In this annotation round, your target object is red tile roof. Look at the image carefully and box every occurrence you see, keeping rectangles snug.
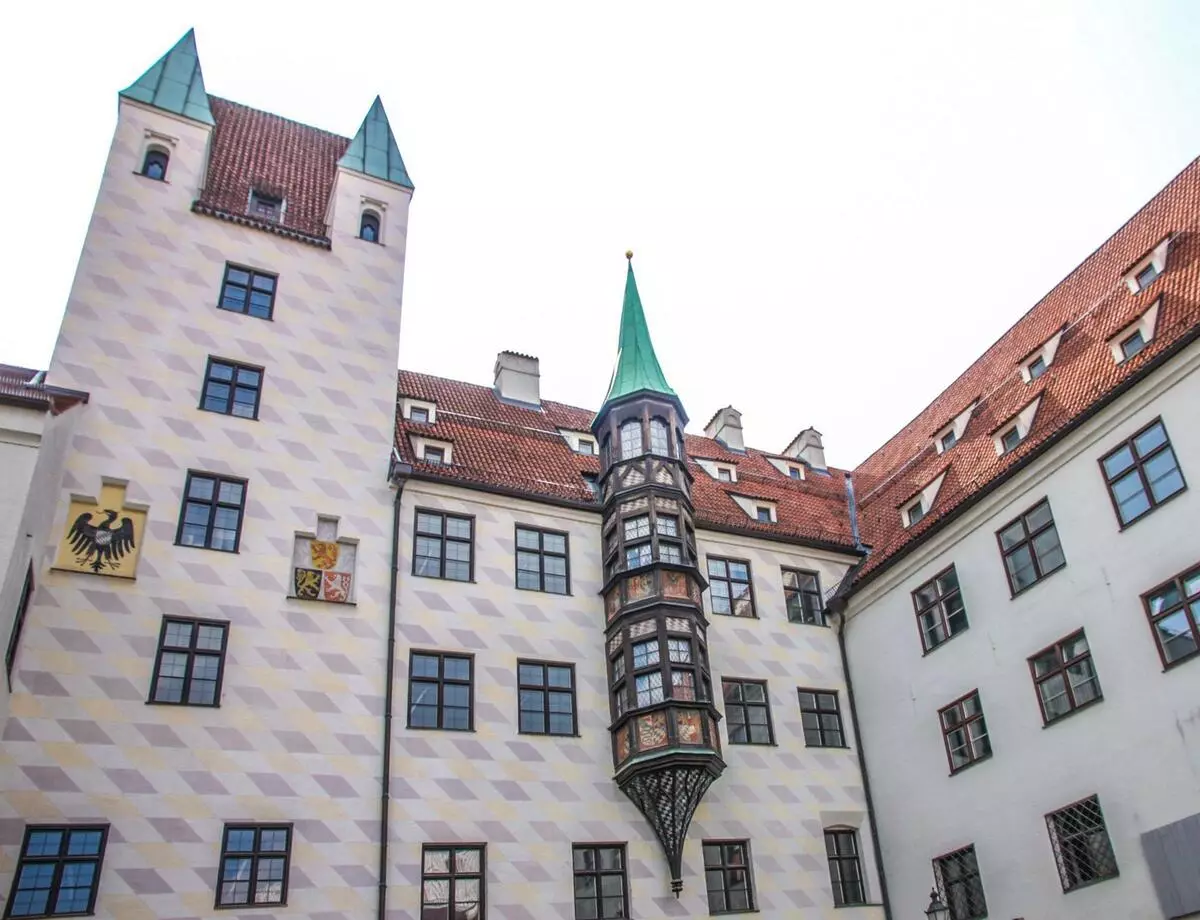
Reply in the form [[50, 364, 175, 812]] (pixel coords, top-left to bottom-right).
[[394, 371, 861, 552], [0, 365, 88, 413], [193, 98, 350, 247], [851, 156, 1200, 584]]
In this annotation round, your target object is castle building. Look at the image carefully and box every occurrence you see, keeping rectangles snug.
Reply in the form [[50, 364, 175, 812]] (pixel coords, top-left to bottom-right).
[[0, 25, 1198, 920]]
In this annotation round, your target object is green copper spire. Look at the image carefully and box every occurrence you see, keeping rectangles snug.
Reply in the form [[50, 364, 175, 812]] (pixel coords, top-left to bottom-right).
[[119, 29, 214, 125], [601, 253, 678, 410], [338, 97, 414, 189]]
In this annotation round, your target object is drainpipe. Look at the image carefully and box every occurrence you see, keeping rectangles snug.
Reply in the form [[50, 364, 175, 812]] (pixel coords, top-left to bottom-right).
[[378, 454, 411, 920]]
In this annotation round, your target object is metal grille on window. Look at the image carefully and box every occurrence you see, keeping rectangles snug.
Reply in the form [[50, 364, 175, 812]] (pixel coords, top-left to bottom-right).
[[1045, 796, 1118, 891], [933, 845, 987, 920]]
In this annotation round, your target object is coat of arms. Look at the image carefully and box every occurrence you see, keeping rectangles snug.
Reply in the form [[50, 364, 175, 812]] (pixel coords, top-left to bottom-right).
[[290, 517, 356, 604], [54, 481, 147, 579]]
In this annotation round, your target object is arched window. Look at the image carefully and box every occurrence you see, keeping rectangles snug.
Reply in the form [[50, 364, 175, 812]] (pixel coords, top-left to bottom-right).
[[142, 148, 169, 181], [360, 210, 381, 243], [649, 418, 669, 456], [620, 421, 643, 460]]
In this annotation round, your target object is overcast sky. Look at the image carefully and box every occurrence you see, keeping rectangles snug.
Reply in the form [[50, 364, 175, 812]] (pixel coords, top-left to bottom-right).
[[3, 2, 1198, 468]]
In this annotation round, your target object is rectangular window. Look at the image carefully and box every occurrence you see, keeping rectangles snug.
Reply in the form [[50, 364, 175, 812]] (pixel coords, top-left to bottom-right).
[[517, 661, 576, 735], [217, 824, 291, 908], [783, 569, 824, 625], [798, 689, 845, 748], [149, 617, 229, 706], [755, 506, 771, 522], [413, 510, 473, 581], [1028, 354, 1048, 379], [933, 845, 987, 920], [1143, 563, 1200, 667], [249, 191, 283, 222], [6, 825, 108, 918], [1135, 262, 1160, 291], [824, 829, 866, 906], [1100, 419, 1186, 526], [5, 563, 33, 690], [907, 500, 926, 525], [1000, 426, 1022, 453], [1121, 329, 1146, 360], [422, 846, 484, 918], [577, 439, 596, 455], [1029, 630, 1102, 724], [409, 406, 429, 423], [722, 678, 773, 745], [717, 467, 733, 483], [218, 264, 277, 319], [940, 430, 958, 452], [789, 465, 803, 479], [200, 358, 263, 419], [708, 557, 755, 617], [408, 651, 473, 730], [176, 472, 246, 552], [913, 565, 968, 652], [997, 499, 1065, 594], [1045, 796, 1118, 892], [703, 840, 755, 913], [572, 845, 627, 920], [939, 691, 991, 773], [515, 526, 569, 594], [423, 447, 446, 465]]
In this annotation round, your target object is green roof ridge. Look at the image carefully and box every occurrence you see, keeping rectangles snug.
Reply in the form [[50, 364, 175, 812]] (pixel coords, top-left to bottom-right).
[[338, 96, 414, 189], [601, 255, 678, 411], [119, 29, 214, 126]]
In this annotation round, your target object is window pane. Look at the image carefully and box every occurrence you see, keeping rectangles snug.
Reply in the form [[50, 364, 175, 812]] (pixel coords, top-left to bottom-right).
[[1024, 501, 1053, 532], [1133, 422, 1167, 457], [445, 517, 471, 540], [998, 520, 1025, 550], [1144, 449, 1185, 503], [1112, 470, 1150, 522], [1006, 545, 1037, 590], [1102, 445, 1136, 479], [1155, 609, 1198, 663], [543, 533, 566, 554], [1032, 529, 1065, 572]]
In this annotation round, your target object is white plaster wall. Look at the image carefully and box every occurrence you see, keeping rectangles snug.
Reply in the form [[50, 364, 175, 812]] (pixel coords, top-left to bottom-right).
[[0, 404, 44, 605], [845, 340, 1200, 920]]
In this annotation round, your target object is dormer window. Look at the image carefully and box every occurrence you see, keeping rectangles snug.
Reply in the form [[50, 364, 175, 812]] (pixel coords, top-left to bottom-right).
[[1108, 299, 1160, 364], [789, 466, 802, 480], [906, 500, 926, 527], [993, 396, 1041, 456], [142, 148, 169, 181], [756, 506, 772, 523], [1120, 330, 1146, 361], [577, 438, 596, 456], [410, 407, 429, 423], [1001, 426, 1022, 453], [939, 430, 958, 452], [1123, 237, 1170, 294], [360, 210, 381, 243], [932, 401, 977, 455], [1027, 355, 1047, 380], [718, 468, 732, 483], [1135, 262, 1159, 291], [403, 399, 437, 424], [424, 447, 445, 465], [582, 474, 599, 497], [250, 191, 283, 222]]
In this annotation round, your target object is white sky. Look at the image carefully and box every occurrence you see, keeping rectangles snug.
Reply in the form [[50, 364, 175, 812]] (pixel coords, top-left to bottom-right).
[[2, 2, 1198, 468]]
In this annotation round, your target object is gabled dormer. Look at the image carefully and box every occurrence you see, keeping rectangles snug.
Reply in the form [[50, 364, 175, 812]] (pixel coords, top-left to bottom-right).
[[558, 429, 598, 455], [932, 401, 977, 454], [400, 397, 437, 424], [993, 396, 1042, 455], [1123, 236, 1171, 294], [728, 495, 777, 523], [1019, 326, 1066, 383], [693, 458, 737, 483], [900, 470, 948, 528], [764, 456, 806, 481], [1108, 299, 1161, 364]]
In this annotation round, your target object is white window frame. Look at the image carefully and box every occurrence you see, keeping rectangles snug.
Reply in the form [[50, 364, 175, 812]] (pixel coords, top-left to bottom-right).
[[1019, 328, 1065, 383], [1123, 238, 1170, 294], [410, 435, 454, 466], [1108, 299, 1161, 364], [992, 397, 1042, 456], [402, 398, 437, 424]]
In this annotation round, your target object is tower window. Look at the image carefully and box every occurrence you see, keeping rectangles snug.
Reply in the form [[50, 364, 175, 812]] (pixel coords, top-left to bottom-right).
[[360, 210, 381, 243], [219, 264, 278, 320], [619, 421, 643, 459], [149, 616, 229, 706], [176, 472, 247, 552], [649, 418, 669, 455], [141, 147, 169, 181]]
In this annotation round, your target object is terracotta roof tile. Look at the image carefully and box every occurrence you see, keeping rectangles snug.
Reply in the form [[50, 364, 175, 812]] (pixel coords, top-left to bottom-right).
[[0, 365, 88, 413]]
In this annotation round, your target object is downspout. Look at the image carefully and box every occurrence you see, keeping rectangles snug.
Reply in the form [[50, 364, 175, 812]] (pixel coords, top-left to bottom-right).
[[827, 474, 893, 920], [378, 453, 412, 920]]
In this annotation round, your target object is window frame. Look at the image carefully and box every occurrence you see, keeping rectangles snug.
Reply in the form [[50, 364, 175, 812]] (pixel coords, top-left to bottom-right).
[[1120, 329, 1146, 361], [1098, 417, 1187, 528], [5, 824, 109, 919], [932, 844, 988, 920], [912, 564, 969, 653], [1000, 425, 1022, 453], [420, 844, 485, 920], [1027, 354, 1048, 380], [249, 190, 283, 222], [995, 498, 1066, 596], [5, 562, 33, 691], [514, 524, 571, 595], [148, 616, 230, 707], [1142, 562, 1200, 669], [782, 568, 825, 626], [721, 677, 775, 746], [938, 689, 991, 775], [175, 471, 248, 553], [798, 688, 846, 748], [407, 650, 475, 731], [199, 357, 264, 420], [1028, 630, 1103, 725], [702, 839, 756, 914], [215, 823, 292, 910], [516, 659, 578, 736], [755, 505, 772, 523], [412, 509, 475, 582], [1134, 261, 1160, 291], [423, 446, 446, 466], [619, 420, 643, 459], [906, 498, 926, 526], [217, 263, 278, 320], [359, 209, 381, 243], [571, 843, 629, 920], [707, 556, 756, 618], [1045, 795, 1119, 892], [409, 406, 430, 423], [140, 147, 169, 181], [824, 827, 867, 907]]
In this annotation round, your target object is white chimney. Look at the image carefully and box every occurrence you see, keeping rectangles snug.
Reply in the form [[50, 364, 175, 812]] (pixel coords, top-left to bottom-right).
[[784, 427, 826, 471], [704, 406, 744, 452], [494, 351, 540, 407]]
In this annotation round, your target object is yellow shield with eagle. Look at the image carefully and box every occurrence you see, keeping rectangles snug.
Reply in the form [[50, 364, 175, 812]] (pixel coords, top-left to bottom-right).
[[54, 482, 148, 578]]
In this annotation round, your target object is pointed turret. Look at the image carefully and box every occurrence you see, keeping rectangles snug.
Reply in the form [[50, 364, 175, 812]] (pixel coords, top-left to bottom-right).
[[120, 28, 214, 125], [601, 253, 679, 414], [338, 97, 414, 189]]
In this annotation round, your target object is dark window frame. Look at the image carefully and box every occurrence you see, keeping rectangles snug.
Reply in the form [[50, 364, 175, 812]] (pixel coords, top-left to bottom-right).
[[249, 190, 283, 222], [1099, 417, 1187, 528], [1142, 562, 1200, 669], [824, 827, 867, 906], [5, 562, 33, 691], [215, 823, 292, 909], [140, 147, 169, 181], [199, 357, 264, 420], [1027, 354, 1048, 380], [906, 498, 926, 525], [1120, 329, 1147, 361], [707, 556, 756, 618], [798, 688, 846, 748], [217, 263, 278, 320], [516, 659, 578, 736], [514, 524, 571, 595], [407, 650, 475, 731], [1028, 630, 1103, 725], [912, 565, 969, 653], [571, 843, 629, 920], [1045, 795, 1119, 892], [423, 447, 446, 466], [5, 824, 109, 919], [939, 690, 991, 775], [932, 844, 988, 920], [1000, 425, 1022, 453], [939, 429, 958, 452], [174, 471, 248, 553], [420, 844, 485, 919], [721, 677, 775, 746], [996, 498, 1066, 596], [359, 209, 381, 243], [412, 509, 475, 582], [755, 505, 771, 522], [409, 406, 430, 423], [1134, 261, 1160, 291], [783, 568, 825, 626], [148, 616, 230, 707], [702, 839, 756, 914]]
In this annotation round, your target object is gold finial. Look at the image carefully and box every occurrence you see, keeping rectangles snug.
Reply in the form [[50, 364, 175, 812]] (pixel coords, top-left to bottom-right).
[[625, 250, 634, 261]]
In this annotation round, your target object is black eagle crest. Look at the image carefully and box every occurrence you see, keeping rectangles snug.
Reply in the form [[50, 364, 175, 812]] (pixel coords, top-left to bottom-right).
[[68, 509, 136, 573]]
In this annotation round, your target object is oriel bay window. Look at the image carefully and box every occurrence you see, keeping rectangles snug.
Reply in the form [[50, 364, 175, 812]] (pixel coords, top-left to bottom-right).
[[619, 420, 643, 459], [611, 623, 713, 718], [1100, 418, 1186, 526]]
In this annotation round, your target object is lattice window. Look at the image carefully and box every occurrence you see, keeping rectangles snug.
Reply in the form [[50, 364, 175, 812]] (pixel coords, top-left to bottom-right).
[[1045, 796, 1118, 891], [933, 845, 987, 919]]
